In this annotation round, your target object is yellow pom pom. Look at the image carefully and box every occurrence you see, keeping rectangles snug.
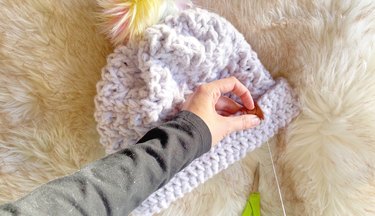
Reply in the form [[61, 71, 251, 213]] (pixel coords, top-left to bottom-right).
[[98, 0, 192, 45]]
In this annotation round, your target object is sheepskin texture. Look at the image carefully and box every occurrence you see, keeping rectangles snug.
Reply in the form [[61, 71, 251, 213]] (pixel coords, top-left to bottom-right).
[[0, 0, 111, 201], [1, 0, 375, 216], [94, 8, 299, 215]]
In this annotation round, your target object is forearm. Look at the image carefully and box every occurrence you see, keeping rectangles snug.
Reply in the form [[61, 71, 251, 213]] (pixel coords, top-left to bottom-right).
[[0, 111, 211, 216]]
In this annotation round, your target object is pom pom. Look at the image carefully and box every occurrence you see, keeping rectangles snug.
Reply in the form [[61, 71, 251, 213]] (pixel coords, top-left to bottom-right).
[[98, 0, 192, 45]]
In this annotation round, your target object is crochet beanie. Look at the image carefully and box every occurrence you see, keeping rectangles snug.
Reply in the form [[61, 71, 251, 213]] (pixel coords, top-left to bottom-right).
[[95, 8, 300, 215]]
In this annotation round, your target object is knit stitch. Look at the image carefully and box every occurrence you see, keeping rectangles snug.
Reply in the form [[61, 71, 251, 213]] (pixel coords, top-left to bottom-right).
[[94, 8, 300, 215]]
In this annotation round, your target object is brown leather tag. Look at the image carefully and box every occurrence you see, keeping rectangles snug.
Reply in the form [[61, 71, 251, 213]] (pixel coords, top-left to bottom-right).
[[240, 102, 264, 120]]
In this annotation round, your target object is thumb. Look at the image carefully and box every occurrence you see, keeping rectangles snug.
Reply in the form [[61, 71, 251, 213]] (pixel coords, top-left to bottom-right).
[[225, 114, 260, 133]]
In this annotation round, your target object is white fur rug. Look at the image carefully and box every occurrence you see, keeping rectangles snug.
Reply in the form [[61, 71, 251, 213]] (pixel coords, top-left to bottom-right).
[[1, 0, 375, 216]]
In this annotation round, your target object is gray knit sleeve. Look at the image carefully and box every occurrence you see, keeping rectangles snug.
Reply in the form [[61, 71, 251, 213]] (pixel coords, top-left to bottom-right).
[[0, 111, 211, 216]]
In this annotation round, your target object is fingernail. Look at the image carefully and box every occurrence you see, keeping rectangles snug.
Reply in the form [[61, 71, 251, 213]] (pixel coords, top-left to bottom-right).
[[251, 116, 260, 125]]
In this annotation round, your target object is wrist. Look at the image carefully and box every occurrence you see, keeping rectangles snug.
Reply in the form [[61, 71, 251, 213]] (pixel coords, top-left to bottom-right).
[[176, 111, 212, 148]]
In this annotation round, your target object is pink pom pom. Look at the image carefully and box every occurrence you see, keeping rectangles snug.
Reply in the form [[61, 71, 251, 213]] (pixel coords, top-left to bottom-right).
[[98, 0, 193, 45]]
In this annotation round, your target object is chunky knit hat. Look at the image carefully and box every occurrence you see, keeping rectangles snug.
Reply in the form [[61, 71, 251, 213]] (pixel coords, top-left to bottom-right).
[[95, 8, 300, 215]]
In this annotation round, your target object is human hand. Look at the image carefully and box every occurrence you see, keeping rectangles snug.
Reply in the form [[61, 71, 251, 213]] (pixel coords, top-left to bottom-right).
[[182, 77, 260, 146]]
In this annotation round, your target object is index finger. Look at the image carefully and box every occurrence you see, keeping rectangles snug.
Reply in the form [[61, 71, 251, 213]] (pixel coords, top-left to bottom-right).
[[206, 77, 254, 110]]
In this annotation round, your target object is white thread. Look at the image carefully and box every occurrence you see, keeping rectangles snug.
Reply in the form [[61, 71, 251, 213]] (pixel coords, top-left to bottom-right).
[[267, 141, 287, 216]]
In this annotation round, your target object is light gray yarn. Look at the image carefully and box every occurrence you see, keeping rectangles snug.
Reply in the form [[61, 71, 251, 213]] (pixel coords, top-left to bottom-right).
[[94, 8, 300, 215]]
